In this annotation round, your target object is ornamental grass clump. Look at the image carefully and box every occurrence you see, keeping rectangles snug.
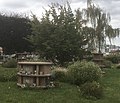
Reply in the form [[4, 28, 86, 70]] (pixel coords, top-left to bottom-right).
[[51, 67, 68, 82]]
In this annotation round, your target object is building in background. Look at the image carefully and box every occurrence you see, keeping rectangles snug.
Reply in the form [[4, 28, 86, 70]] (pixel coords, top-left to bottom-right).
[[105, 45, 120, 55]]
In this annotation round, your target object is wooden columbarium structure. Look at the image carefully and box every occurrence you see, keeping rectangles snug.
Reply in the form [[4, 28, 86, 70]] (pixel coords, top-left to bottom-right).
[[17, 62, 53, 88], [92, 53, 104, 68]]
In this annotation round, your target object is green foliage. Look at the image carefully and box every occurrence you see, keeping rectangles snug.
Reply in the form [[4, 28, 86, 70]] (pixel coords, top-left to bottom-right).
[[104, 55, 120, 64], [2, 59, 17, 68], [102, 60, 113, 68], [51, 68, 67, 82], [67, 61, 102, 85], [80, 81, 103, 99], [0, 66, 17, 82], [85, 0, 119, 53], [83, 51, 93, 61], [0, 14, 32, 54], [27, 3, 88, 66]]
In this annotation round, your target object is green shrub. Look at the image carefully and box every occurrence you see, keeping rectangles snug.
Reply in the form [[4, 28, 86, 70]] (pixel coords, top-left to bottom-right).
[[2, 59, 17, 68], [103, 60, 113, 68], [80, 81, 103, 99], [104, 55, 120, 64], [67, 61, 102, 85], [51, 67, 67, 82]]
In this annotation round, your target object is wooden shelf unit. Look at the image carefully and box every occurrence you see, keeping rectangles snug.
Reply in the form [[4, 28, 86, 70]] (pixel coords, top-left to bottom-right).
[[16, 53, 28, 62], [17, 62, 53, 88], [92, 53, 105, 68]]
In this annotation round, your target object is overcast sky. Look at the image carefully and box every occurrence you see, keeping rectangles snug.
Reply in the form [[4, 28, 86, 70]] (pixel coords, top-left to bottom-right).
[[0, 0, 120, 46]]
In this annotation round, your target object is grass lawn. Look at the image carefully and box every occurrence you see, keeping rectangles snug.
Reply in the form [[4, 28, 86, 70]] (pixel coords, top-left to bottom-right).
[[0, 66, 120, 103]]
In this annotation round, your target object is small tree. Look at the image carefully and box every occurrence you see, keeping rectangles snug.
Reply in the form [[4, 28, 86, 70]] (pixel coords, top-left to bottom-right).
[[27, 3, 88, 65]]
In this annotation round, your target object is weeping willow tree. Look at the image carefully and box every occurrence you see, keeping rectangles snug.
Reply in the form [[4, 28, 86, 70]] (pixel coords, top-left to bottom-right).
[[84, 0, 120, 53]]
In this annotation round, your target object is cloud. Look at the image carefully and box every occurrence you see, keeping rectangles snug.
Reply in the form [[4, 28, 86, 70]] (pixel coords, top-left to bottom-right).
[[0, 0, 120, 28], [3, 2, 28, 9], [0, 0, 44, 10], [0, 0, 27, 9]]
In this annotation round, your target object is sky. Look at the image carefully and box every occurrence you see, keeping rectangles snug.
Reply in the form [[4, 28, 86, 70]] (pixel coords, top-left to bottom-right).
[[0, 0, 120, 46]]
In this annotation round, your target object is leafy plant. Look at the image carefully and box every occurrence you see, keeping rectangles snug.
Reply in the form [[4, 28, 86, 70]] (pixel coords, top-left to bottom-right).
[[67, 61, 102, 85], [103, 60, 113, 68], [104, 54, 120, 64], [2, 59, 17, 68], [27, 3, 88, 66], [80, 81, 103, 99], [51, 67, 67, 82]]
